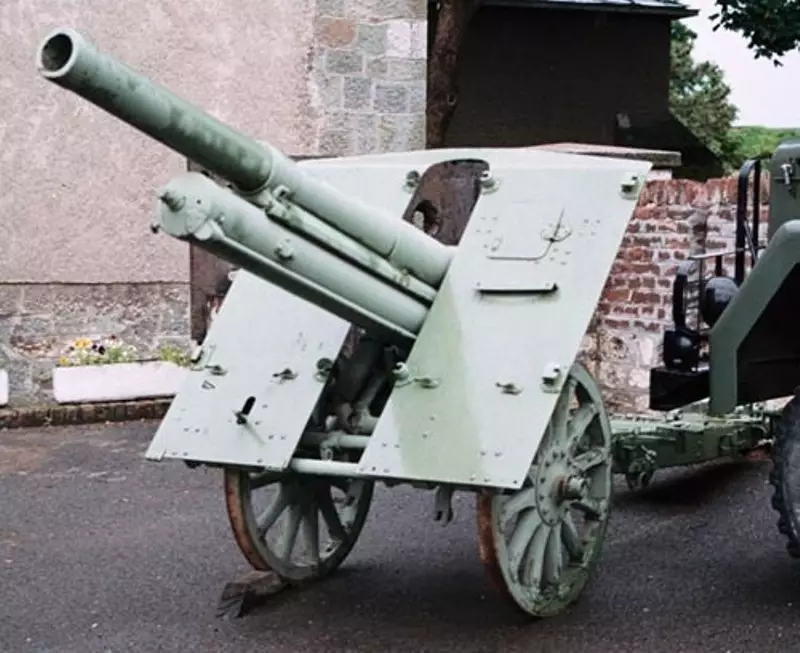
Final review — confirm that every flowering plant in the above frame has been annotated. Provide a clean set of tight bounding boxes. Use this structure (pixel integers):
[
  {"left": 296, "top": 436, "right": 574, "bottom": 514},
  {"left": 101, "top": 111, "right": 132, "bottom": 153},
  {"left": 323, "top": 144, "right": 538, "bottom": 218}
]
[{"left": 58, "top": 335, "right": 138, "bottom": 367}]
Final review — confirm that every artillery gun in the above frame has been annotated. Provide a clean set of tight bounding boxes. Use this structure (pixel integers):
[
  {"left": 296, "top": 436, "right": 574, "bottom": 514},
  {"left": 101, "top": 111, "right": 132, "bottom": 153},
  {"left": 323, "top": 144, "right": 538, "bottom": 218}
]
[{"left": 36, "top": 28, "right": 795, "bottom": 619}]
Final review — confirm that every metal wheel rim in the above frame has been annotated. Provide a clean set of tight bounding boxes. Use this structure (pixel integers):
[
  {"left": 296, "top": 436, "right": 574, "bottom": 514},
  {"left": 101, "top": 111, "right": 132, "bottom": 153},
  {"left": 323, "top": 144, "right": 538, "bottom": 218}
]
[
  {"left": 224, "top": 467, "right": 374, "bottom": 582},
  {"left": 477, "top": 362, "right": 612, "bottom": 618}
]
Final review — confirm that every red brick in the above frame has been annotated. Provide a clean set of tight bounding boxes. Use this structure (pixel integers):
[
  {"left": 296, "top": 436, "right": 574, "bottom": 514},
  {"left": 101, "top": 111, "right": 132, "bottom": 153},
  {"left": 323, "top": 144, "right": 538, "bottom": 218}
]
[{"left": 631, "top": 291, "right": 660, "bottom": 305}]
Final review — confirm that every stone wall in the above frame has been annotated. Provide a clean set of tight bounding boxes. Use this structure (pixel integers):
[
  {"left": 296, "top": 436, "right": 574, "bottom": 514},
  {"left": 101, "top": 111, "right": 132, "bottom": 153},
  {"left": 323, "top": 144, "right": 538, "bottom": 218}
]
[
  {"left": 583, "top": 175, "right": 769, "bottom": 412},
  {"left": 312, "top": 0, "right": 427, "bottom": 156},
  {"left": 0, "top": 284, "right": 189, "bottom": 406}
]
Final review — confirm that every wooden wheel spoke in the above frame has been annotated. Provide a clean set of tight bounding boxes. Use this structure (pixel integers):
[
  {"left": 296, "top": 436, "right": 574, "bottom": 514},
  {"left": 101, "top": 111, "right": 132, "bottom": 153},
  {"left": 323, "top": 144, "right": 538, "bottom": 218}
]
[
  {"left": 561, "top": 513, "right": 584, "bottom": 561},
  {"left": 573, "top": 448, "right": 606, "bottom": 473},
  {"left": 318, "top": 491, "right": 348, "bottom": 541},
  {"left": 519, "top": 521, "right": 550, "bottom": 589},
  {"left": 225, "top": 467, "right": 374, "bottom": 583},
  {"left": 302, "top": 500, "right": 321, "bottom": 566},
  {"left": 508, "top": 509, "right": 542, "bottom": 583},
  {"left": 256, "top": 485, "right": 290, "bottom": 536},
  {"left": 499, "top": 487, "right": 537, "bottom": 530},
  {"left": 475, "top": 363, "right": 612, "bottom": 618},
  {"left": 551, "top": 377, "right": 577, "bottom": 440},
  {"left": 543, "top": 522, "right": 564, "bottom": 586},
  {"left": 276, "top": 502, "right": 303, "bottom": 560},
  {"left": 565, "top": 402, "right": 598, "bottom": 451}
]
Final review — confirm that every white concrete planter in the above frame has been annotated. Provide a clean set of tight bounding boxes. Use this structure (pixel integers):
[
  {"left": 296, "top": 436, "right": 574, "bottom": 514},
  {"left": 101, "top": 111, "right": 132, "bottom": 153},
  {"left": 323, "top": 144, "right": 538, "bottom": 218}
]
[
  {"left": 53, "top": 361, "right": 189, "bottom": 404},
  {"left": 0, "top": 370, "right": 8, "bottom": 407}
]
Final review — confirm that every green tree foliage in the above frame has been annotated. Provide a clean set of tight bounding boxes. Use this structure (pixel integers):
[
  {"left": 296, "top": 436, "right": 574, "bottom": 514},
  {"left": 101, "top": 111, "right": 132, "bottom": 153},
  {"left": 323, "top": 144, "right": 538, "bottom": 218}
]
[
  {"left": 710, "top": 0, "right": 800, "bottom": 64},
  {"left": 670, "top": 22, "right": 741, "bottom": 170},
  {"left": 731, "top": 126, "right": 800, "bottom": 160}
]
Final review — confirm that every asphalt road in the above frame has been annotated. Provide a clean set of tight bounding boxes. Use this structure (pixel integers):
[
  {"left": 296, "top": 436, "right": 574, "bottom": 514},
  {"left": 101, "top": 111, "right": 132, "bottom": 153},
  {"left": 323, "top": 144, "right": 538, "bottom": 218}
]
[{"left": 1, "top": 421, "right": 800, "bottom": 653}]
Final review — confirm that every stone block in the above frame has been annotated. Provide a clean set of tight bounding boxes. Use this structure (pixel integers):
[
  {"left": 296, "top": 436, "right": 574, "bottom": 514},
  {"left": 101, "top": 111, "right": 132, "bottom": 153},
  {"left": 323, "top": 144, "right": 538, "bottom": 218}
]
[
  {"left": 343, "top": 76, "right": 373, "bottom": 110},
  {"left": 386, "top": 58, "right": 426, "bottom": 81},
  {"left": 325, "top": 111, "right": 377, "bottom": 136},
  {"left": 374, "top": 83, "right": 409, "bottom": 113},
  {"left": 326, "top": 50, "right": 365, "bottom": 75},
  {"left": 407, "top": 81, "right": 426, "bottom": 113},
  {"left": 345, "top": 0, "right": 424, "bottom": 20},
  {"left": 317, "top": 0, "right": 346, "bottom": 18},
  {"left": 386, "top": 19, "right": 426, "bottom": 59},
  {"left": 355, "top": 23, "right": 387, "bottom": 56},
  {"left": 366, "top": 58, "right": 388, "bottom": 77},
  {"left": 377, "top": 114, "right": 425, "bottom": 151},
  {"left": 316, "top": 73, "right": 344, "bottom": 109},
  {"left": 351, "top": 113, "right": 379, "bottom": 154},
  {"left": 319, "top": 130, "right": 353, "bottom": 156}
]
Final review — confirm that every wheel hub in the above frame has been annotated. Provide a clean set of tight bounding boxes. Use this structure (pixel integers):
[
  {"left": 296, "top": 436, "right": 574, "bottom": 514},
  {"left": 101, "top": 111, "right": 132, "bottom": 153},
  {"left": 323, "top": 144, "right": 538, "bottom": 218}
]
[
  {"left": 559, "top": 475, "right": 589, "bottom": 501},
  {"left": 535, "top": 445, "right": 588, "bottom": 526}
]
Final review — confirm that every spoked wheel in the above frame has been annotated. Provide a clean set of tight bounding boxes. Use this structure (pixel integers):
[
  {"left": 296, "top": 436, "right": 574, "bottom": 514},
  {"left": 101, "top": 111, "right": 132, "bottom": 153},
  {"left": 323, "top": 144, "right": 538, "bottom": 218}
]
[
  {"left": 769, "top": 392, "right": 800, "bottom": 558},
  {"left": 477, "top": 361, "right": 613, "bottom": 618},
  {"left": 224, "top": 467, "right": 374, "bottom": 582}
]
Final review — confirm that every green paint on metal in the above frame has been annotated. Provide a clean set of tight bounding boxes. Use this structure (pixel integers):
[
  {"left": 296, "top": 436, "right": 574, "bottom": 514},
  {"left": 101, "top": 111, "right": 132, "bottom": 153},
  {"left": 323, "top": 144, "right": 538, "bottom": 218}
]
[
  {"left": 385, "top": 279, "right": 484, "bottom": 486},
  {"left": 768, "top": 139, "right": 800, "bottom": 242},
  {"left": 359, "top": 158, "right": 650, "bottom": 489},
  {"left": 610, "top": 402, "right": 770, "bottom": 488},
  {"left": 709, "top": 220, "right": 800, "bottom": 415},
  {"left": 156, "top": 172, "right": 427, "bottom": 343}
]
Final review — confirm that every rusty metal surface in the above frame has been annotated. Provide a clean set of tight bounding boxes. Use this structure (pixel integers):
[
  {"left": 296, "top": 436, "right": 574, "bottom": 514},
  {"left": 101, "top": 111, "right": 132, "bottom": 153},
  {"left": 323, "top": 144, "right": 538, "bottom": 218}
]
[
  {"left": 224, "top": 470, "right": 271, "bottom": 572},
  {"left": 475, "top": 491, "right": 519, "bottom": 612}
]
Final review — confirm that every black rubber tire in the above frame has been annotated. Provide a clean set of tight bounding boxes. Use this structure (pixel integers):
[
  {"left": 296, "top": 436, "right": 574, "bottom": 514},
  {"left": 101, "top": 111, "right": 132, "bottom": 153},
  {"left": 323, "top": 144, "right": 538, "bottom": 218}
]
[{"left": 769, "top": 392, "right": 800, "bottom": 558}]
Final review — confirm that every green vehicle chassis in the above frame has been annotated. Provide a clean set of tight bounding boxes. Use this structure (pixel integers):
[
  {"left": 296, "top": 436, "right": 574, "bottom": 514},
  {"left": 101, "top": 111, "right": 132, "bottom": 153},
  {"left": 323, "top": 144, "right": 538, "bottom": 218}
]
[{"left": 36, "top": 27, "right": 800, "bottom": 618}]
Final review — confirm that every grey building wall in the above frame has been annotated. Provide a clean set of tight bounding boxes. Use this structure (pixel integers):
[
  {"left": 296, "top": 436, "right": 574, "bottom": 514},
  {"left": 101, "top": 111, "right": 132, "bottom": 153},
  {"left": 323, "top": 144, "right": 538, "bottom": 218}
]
[{"left": 1, "top": 0, "right": 427, "bottom": 406}]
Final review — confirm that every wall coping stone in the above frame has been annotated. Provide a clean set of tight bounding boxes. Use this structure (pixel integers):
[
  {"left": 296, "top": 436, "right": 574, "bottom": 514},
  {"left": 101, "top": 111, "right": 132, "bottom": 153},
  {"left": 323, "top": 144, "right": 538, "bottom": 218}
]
[{"left": 530, "top": 142, "right": 682, "bottom": 169}]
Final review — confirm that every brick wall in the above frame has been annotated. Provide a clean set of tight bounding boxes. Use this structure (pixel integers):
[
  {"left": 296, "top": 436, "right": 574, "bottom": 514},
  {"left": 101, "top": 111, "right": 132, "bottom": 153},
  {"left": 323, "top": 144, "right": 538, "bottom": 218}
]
[{"left": 581, "top": 175, "right": 769, "bottom": 413}]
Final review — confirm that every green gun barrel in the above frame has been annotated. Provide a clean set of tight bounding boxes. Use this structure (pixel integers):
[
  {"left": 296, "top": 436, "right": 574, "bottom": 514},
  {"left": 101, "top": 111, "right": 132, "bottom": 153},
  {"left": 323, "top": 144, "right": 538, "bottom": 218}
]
[
  {"left": 157, "top": 171, "right": 428, "bottom": 343},
  {"left": 36, "top": 28, "right": 452, "bottom": 288}
]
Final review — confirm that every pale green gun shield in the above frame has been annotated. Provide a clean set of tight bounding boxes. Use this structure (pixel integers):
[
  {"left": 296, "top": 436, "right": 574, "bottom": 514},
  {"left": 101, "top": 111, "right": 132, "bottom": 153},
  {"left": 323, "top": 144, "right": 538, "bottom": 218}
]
[{"left": 145, "top": 147, "right": 650, "bottom": 490}]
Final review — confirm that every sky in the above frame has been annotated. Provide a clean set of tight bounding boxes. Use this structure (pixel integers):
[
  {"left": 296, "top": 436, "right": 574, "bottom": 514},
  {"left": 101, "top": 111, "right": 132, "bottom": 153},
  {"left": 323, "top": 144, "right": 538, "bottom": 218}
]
[{"left": 682, "top": 0, "right": 800, "bottom": 128}]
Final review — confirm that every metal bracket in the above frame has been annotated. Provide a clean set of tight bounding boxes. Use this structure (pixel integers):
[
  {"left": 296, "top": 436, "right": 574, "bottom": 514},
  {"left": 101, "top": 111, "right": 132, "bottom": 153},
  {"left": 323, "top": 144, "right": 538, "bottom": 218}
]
[
  {"left": 781, "top": 161, "right": 796, "bottom": 186},
  {"left": 393, "top": 362, "right": 440, "bottom": 389},
  {"left": 540, "top": 362, "right": 563, "bottom": 392},
  {"left": 479, "top": 170, "right": 499, "bottom": 193},
  {"left": 434, "top": 485, "right": 454, "bottom": 523},
  {"left": 404, "top": 170, "right": 421, "bottom": 192},
  {"left": 620, "top": 173, "right": 643, "bottom": 200}
]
